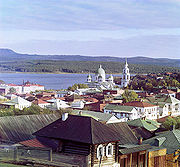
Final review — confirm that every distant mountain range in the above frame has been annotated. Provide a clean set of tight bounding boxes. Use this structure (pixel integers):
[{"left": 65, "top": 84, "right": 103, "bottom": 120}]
[{"left": 0, "top": 48, "right": 179, "bottom": 67}]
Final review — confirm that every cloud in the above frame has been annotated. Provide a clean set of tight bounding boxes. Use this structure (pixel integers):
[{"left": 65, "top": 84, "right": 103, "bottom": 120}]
[{"left": 0, "top": 0, "right": 180, "bottom": 31}]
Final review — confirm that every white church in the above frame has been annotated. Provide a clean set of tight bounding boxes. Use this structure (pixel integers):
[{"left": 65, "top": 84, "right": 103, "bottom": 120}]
[
  {"left": 121, "top": 59, "right": 131, "bottom": 87},
  {"left": 86, "top": 59, "right": 130, "bottom": 89}
]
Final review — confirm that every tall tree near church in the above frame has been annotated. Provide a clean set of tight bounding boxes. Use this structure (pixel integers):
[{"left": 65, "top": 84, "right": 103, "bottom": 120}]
[{"left": 122, "top": 89, "right": 138, "bottom": 103}]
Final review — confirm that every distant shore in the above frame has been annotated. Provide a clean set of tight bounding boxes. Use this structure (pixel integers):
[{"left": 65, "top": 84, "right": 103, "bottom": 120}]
[{"left": 0, "top": 71, "right": 126, "bottom": 75}]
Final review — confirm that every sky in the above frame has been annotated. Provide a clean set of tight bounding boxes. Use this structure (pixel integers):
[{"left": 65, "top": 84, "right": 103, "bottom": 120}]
[{"left": 0, "top": 0, "right": 180, "bottom": 58}]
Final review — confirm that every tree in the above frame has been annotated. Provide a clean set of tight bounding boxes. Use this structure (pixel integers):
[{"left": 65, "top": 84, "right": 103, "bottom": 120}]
[
  {"left": 9, "top": 87, "right": 16, "bottom": 94},
  {"left": 162, "top": 117, "right": 177, "bottom": 130},
  {"left": 122, "top": 89, "right": 138, "bottom": 103},
  {"left": 68, "top": 83, "right": 88, "bottom": 91}
]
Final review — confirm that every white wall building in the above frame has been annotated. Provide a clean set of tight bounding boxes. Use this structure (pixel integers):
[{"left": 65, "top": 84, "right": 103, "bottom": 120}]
[
  {"left": 0, "top": 83, "right": 44, "bottom": 95},
  {"left": 121, "top": 59, "right": 130, "bottom": 88},
  {"left": 123, "top": 101, "right": 158, "bottom": 120},
  {"left": 104, "top": 104, "right": 139, "bottom": 122},
  {"left": 1, "top": 96, "right": 32, "bottom": 110}
]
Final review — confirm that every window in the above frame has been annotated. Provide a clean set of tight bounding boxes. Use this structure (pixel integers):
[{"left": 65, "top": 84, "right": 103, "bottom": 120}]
[
  {"left": 106, "top": 143, "right": 113, "bottom": 157},
  {"left": 97, "top": 144, "right": 104, "bottom": 159}
]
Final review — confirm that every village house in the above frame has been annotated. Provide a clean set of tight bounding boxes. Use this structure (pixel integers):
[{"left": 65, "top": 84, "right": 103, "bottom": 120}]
[
  {"left": 46, "top": 99, "right": 70, "bottom": 110},
  {"left": 32, "top": 99, "right": 50, "bottom": 108},
  {"left": 143, "top": 127, "right": 180, "bottom": 167},
  {"left": 127, "top": 118, "right": 161, "bottom": 140},
  {"left": 0, "top": 82, "right": 44, "bottom": 95},
  {"left": 159, "top": 89, "right": 176, "bottom": 97},
  {"left": 104, "top": 104, "right": 139, "bottom": 121},
  {"left": 123, "top": 101, "right": 158, "bottom": 120},
  {"left": 0, "top": 96, "right": 32, "bottom": 110},
  {"left": 145, "top": 94, "right": 180, "bottom": 118},
  {"left": 71, "top": 109, "right": 120, "bottom": 124},
  {"left": 31, "top": 113, "right": 167, "bottom": 167}
]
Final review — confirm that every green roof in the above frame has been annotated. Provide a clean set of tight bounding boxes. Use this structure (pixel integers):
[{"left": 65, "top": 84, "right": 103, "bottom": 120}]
[
  {"left": 71, "top": 110, "right": 116, "bottom": 122},
  {"left": 143, "top": 129, "right": 180, "bottom": 154},
  {"left": 145, "top": 95, "right": 180, "bottom": 107},
  {"left": 119, "top": 144, "right": 152, "bottom": 154},
  {"left": 104, "top": 104, "right": 134, "bottom": 112},
  {"left": 114, "top": 96, "right": 123, "bottom": 100},
  {"left": 127, "top": 118, "right": 160, "bottom": 132}
]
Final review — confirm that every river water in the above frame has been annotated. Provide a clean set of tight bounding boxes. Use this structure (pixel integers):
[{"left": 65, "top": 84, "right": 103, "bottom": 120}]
[{"left": 0, "top": 73, "right": 123, "bottom": 90}]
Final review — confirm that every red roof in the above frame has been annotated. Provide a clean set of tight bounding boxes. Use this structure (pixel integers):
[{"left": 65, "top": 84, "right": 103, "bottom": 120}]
[
  {"left": 123, "top": 101, "right": 157, "bottom": 107},
  {"left": 83, "top": 97, "right": 98, "bottom": 103},
  {"left": 33, "top": 99, "right": 48, "bottom": 104},
  {"left": 19, "top": 138, "right": 47, "bottom": 148},
  {"left": 7, "top": 84, "right": 18, "bottom": 86},
  {"left": 22, "top": 84, "right": 44, "bottom": 87}
]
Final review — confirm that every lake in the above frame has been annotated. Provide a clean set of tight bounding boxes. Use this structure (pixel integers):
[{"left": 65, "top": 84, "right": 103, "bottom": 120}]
[{"left": 0, "top": 73, "right": 123, "bottom": 90}]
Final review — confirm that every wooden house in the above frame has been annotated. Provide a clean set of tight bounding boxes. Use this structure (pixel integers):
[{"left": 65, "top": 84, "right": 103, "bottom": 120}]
[{"left": 33, "top": 113, "right": 166, "bottom": 167}]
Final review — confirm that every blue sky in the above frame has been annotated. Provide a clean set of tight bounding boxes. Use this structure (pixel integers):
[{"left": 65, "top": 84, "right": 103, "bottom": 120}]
[{"left": 0, "top": 0, "right": 180, "bottom": 58}]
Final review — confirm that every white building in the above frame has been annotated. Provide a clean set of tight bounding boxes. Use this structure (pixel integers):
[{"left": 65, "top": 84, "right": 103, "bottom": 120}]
[
  {"left": 0, "top": 83, "right": 44, "bottom": 95},
  {"left": 32, "top": 99, "right": 50, "bottom": 108},
  {"left": 121, "top": 59, "right": 130, "bottom": 88},
  {"left": 47, "top": 99, "right": 70, "bottom": 110},
  {"left": 86, "top": 65, "right": 115, "bottom": 90},
  {"left": 1, "top": 96, "right": 32, "bottom": 110},
  {"left": 104, "top": 104, "right": 139, "bottom": 122},
  {"left": 123, "top": 101, "right": 158, "bottom": 120},
  {"left": 71, "top": 100, "right": 85, "bottom": 109}
]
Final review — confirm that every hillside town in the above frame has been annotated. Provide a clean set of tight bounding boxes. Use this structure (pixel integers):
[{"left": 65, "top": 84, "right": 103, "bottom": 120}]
[{"left": 0, "top": 60, "right": 179, "bottom": 167}]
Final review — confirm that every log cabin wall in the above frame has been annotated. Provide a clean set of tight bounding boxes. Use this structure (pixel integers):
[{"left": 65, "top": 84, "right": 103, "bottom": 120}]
[
  {"left": 62, "top": 140, "right": 90, "bottom": 156},
  {"left": 91, "top": 142, "right": 118, "bottom": 167},
  {"left": 119, "top": 151, "right": 147, "bottom": 167},
  {"left": 148, "top": 148, "right": 167, "bottom": 167}
]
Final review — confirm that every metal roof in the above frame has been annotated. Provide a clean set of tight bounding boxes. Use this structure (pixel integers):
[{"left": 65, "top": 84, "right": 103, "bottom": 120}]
[
  {"left": 127, "top": 118, "right": 160, "bottom": 132},
  {"left": 119, "top": 144, "right": 152, "bottom": 154}
]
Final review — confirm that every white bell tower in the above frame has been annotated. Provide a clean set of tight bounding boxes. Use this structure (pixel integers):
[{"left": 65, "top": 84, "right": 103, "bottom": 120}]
[{"left": 121, "top": 58, "right": 130, "bottom": 87}]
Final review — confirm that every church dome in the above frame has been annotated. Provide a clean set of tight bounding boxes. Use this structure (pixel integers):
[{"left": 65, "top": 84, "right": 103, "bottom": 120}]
[{"left": 96, "top": 65, "right": 105, "bottom": 77}]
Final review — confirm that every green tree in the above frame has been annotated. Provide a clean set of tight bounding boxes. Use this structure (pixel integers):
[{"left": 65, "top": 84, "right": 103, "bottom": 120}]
[
  {"left": 162, "top": 117, "right": 177, "bottom": 130},
  {"left": 68, "top": 83, "right": 88, "bottom": 91},
  {"left": 122, "top": 89, "right": 138, "bottom": 103},
  {"left": 9, "top": 87, "right": 16, "bottom": 94}
]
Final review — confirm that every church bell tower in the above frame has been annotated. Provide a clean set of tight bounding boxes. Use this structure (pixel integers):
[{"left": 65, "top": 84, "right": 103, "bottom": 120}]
[{"left": 121, "top": 58, "right": 130, "bottom": 88}]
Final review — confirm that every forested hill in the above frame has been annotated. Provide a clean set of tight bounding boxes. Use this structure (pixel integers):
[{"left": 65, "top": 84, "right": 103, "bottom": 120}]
[{"left": 0, "top": 48, "right": 180, "bottom": 67}]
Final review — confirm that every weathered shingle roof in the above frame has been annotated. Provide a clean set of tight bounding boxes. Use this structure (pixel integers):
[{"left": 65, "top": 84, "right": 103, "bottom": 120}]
[
  {"left": 34, "top": 115, "right": 138, "bottom": 145},
  {"left": 127, "top": 118, "right": 160, "bottom": 132},
  {"left": 0, "top": 114, "right": 59, "bottom": 143}
]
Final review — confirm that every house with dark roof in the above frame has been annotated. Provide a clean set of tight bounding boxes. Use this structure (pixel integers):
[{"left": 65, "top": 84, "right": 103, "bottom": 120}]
[{"left": 32, "top": 113, "right": 165, "bottom": 167}]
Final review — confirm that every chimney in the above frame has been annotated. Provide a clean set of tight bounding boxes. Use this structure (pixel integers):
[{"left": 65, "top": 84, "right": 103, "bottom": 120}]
[
  {"left": 138, "top": 137, "right": 143, "bottom": 145},
  {"left": 62, "top": 113, "right": 68, "bottom": 121}
]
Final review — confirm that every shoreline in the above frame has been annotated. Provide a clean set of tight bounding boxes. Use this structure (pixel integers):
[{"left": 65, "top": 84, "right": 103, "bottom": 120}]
[{"left": 0, "top": 71, "right": 140, "bottom": 75}]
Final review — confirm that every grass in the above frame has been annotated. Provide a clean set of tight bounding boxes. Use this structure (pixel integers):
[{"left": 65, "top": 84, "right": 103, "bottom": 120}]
[{"left": 0, "top": 163, "right": 27, "bottom": 167}]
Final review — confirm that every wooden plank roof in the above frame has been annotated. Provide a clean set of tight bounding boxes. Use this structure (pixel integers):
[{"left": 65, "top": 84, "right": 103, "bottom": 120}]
[
  {"left": 34, "top": 115, "right": 138, "bottom": 145},
  {"left": 0, "top": 114, "right": 60, "bottom": 144}
]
